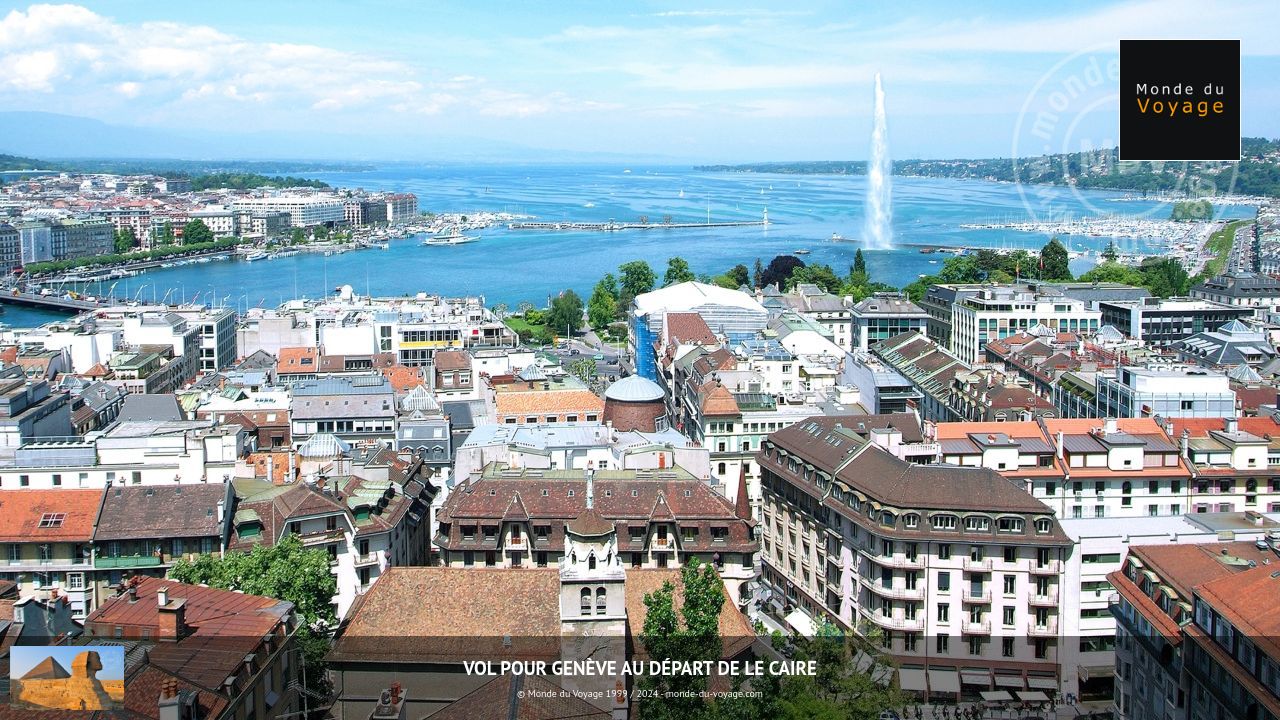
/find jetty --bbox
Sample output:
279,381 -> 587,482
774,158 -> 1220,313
508,211 -> 770,233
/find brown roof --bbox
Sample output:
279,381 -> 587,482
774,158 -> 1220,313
276,346 -> 317,374
380,364 -> 425,393
665,312 -> 718,346
495,390 -> 604,418
1195,564 -> 1280,660
430,674 -> 609,720
698,382 -> 739,416
93,484 -> 226,542
0,489 -> 102,542
625,569 -> 755,660
434,350 -> 473,371
566,507 -> 614,536
123,664 -> 230,720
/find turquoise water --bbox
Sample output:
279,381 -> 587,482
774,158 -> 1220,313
6,165 -> 1254,327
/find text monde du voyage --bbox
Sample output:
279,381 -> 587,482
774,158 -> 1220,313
1134,82 -> 1228,118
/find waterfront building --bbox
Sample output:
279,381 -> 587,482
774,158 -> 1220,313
15,216 -> 113,264
1108,540 -> 1280,720
384,193 -> 418,223
0,222 -> 21,272
950,285 -> 1101,364
758,415 -> 1073,698
1098,297 -> 1253,346
1191,270 -> 1280,318
230,195 -> 344,227
1174,319 -> 1278,372
83,576 -> 301,720
242,209 -> 291,239
432,463 -> 758,605
850,293 -> 929,352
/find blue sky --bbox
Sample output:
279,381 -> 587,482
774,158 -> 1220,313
0,1 -> 1277,161
10,645 -> 124,682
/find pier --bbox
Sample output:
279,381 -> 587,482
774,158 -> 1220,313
508,213 -> 769,233
0,289 -> 105,313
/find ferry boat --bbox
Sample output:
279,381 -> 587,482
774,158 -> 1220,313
794,249 -> 811,255
424,230 -> 479,246
243,250 -> 268,262
831,232 -> 846,241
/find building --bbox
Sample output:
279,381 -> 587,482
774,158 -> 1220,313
0,365 -> 74,463
433,463 -> 758,605
950,285 -> 1101,364
774,284 -> 855,351
839,351 -> 924,415
1174,319 -> 1278,371
187,207 -> 240,238
230,195 -> 345,227
15,217 -> 113,264
94,206 -> 154,246
0,222 -> 20,272
1108,541 -> 1280,720
871,331 -> 970,422
82,576 -> 300,720
630,282 -> 768,381
488,369 -> 604,426
384,193 -> 418,223
1169,416 -> 1280,514
1098,297 -> 1252,346
1093,365 -> 1238,419
431,349 -> 474,398
758,416 -> 1074,698
602,375 -> 667,432
0,488 -> 100,617
1191,270 -> 1280,317
242,210 -> 291,239
290,376 -> 397,446
850,293 -> 929,352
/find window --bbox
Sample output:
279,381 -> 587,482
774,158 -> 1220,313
485,551 -> 496,567
937,571 -> 950,592
1002,575 -> 1016,595
937,603 -> 950,622
19,475 -> 29,487
51,474 -> 61,487
37,513 -> 65,529
536,552 -> 547,567
996,517 -> 1024,533
1003,607 -> 1015,626
1003,546 -> 1017,563
1002,637 -> 1015,657
596,588 -> 607,615
938,544 -> 951,560
580,588 -> 592,616
936,635 -> 949,655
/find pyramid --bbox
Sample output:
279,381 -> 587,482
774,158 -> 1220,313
21,656 -> 70,680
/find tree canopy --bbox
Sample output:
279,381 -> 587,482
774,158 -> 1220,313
758,255 -> 806,290
1039,238 -> 1072,281
182,218 -> 214,246
546,289 -> 585,336
588,274 -> 620,329
619,260 -> 657,299
664,256 -> 696,286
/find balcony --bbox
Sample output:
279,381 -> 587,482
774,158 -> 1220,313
963,588 -> 992,603
506,536 -> 526,550
95,555 -> 164,569
963,557 -> 993,571
1028,618 -> 1059,636
868,613 -> 924,631
1029,593 -> 1059,607
353,552 -> 381,567
6,558 -> 94,570
1029,560 -> 1062,575
299,529 -> 345,547
864,579 -> 925,601
861,548 -> 924,569
962,619 -> 992,634
651,537 -> 675,552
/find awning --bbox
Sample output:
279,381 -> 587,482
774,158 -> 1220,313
898,667 -> 928,692
1026,677 -> 1059,690
1078,664 -> 1115,681
785,609 -> 816,638
1017,690 -> 1050,702
994,674 -> 1023,688
980,690 -> 1013,702
960,669 -> 990,685
928,668 -> 961,694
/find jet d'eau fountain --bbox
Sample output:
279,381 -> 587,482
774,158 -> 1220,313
863,73 -> 893,250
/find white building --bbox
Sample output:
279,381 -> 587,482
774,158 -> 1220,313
231,195 -> 345,227
1094,365 -> 1237,419
951,286 -> 1101,364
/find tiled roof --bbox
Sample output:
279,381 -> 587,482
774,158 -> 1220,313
276,346 -> 317,374
94,484 -> 226,542
380,365 -> 425,393
698,382 -> 739,416
433,349 -> 472,371
495,390 -> 604,417
665,312 -> 718,346
0,489 -> 101,542
1195,564 -> 1280,660
625,569 -> 756,660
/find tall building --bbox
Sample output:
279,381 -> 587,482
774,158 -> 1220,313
384,193 -> 418,223
950,285 -> 1101,364
850,293 -> 929,352
1093,365 -> 1238,419
759,416 -> 1073,699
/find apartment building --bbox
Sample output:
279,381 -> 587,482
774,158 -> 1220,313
230,195 -> 345,227
1099,297 -> 1252,346
433,464 -> 759,605
1191,270 -> 1280,317
0,489 -> 100,617
290,376 -> 397,446
1109,541 -> 1280,720
872,331 -> 970,422
1092,366 -> 1238,419
950,285 -> 1101,364
384,193 -> 419,223
1169,416 -> 1280,514
0,222 -> 21,272
759,416 -> 1073,698
850,293 -> 929,352
773,283 -> 855,351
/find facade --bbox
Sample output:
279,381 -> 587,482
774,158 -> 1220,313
775,284 -> 855,351
871,331 -> 970,422
1094,366 -> 1238,419
0,222 -> 20,272
15,217 -> 113,264
1170,416 -> 1280,515
230,195 -> 345,227
0,488 -> 100,617
433,464 -> 759,605
384,193 -> 419,223
187,207 -> 240,237
290,376 -> 397,445
1098,297 -> 1252,346
839,351 -> 923,414
1191,270 -> 1280,317
851,293 -> 929,352
0,365 -> 74,463
759,416 -> 1075,698
951,285 -> 1101,364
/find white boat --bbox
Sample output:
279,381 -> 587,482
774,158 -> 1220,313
794,249 -> 811,255
831,232 -> 846,241
244,251 -> 268,262
424,230 -> 479,246
583,202 -> 596,208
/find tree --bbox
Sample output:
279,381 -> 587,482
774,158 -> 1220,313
516,301 -> 535,316
619,260 -> 656,298
169,534 -> 337,702
113,228 -> 136,254
764,623 -> 908,720
637,559 -> 725,720
313,225 -> 330,241
588,276 -> 619,329
726,264 -> 750,288
567,357 -> 597,385
290,227 -> 306,245
158,222 -> 176,246
789,263 -> 842,293
546,289 -> 585,336
1039,238 -> 1072,281
182,219 -> 214,246
492,302 -> 509,319
1140,257 -> 1191,297
752,258 -> 764,288
1078,261 -> 1143,285
1102,240 -> 1119,262
758,255 -> 806,290
664,257 -> 696,286
853,249 -> 867,276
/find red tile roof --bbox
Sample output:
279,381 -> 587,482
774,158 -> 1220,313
1169,416 -> 1280,438
0,489 -> 101,542
276,347 -> 317,374
433,350 -> 472,371
380,365 -> 424,394
665,312 -> 718,346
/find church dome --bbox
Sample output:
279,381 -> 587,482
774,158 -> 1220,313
604,375 -> 664,403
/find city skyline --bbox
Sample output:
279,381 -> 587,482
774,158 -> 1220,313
1,1 -> 1278,162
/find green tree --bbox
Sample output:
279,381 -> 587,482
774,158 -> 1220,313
663,256 -> 696,286
1140,257 -> 1191,297
725,264 -> 750,288
765,623 -> 908,720
169,534 -> 337,702
637,558 -> 724,720
619,260 -> 657,298
759,255 -> 806,289
789,263 -> 842,293
290,227 -> 306,245
546,289 -> 585,336
853,249 -> 867,276
158,222 -> 176,246
752,258 -> 764,288
588,275 -> 619,329
313,225 -> 330,241
1102,240 -> 1119,262
182,219 -> 214,246
113,228 -> 137,254
567,357 -> 597,385
1039,238 -> 1072,280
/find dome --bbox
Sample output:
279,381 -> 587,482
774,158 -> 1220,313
604,375 -> 664,403
298,433 -> 351,459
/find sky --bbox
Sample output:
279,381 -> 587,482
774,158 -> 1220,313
0,1 -> 1278,162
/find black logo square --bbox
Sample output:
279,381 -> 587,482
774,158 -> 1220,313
1119,39 -> 1240,161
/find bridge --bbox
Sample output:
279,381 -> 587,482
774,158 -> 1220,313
0,289 -> 104,313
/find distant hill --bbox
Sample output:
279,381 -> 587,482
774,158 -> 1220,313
0,152 -> 48,171
697,138 -> 1280,197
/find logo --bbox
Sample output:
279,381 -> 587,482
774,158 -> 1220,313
1120,40 -> 1240,161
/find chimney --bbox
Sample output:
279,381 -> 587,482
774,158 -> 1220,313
1180,429 -> 1190,459
157,592 -> 187,642
1225,417 -> 1239,434
585,462 -> 595,509
157,679 -> 191,720
157,586 -> 168,607
216,498 -> 225,524
128,585 -> 138,603
1103,417 -> 1118,435
1055,430 -> 1064,460
369,683 -> 408,720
